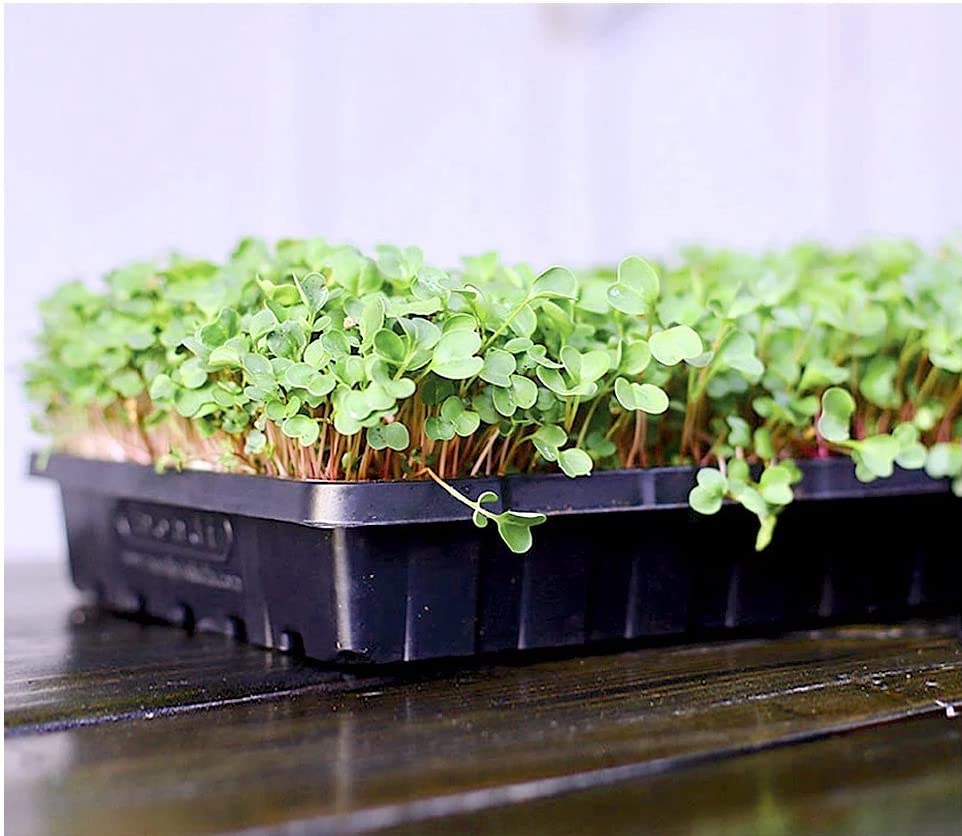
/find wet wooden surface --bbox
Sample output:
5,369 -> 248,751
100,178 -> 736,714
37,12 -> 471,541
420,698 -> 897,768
390,713 -> 962,836
6,562 -> 962,835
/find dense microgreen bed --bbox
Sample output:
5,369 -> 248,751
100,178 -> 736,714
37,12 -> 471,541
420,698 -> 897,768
27,238 -> 962,552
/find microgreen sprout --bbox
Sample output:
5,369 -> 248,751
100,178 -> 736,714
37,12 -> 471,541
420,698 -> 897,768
422,467 -> 546,554
26,237 -> 962,552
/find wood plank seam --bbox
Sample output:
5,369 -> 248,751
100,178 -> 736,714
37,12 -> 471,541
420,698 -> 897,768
233,705 -> 961,836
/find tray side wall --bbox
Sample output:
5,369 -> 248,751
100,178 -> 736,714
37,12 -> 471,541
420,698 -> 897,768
55,482 -> 961,664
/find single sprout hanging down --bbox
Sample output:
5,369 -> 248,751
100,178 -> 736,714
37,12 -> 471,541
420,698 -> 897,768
422,468 -> 546,554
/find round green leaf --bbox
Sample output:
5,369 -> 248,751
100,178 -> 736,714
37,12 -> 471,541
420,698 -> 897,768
798,358 -> 848,392
174,386 -> 214,419
859,356 -> 898,408
689,485 -> 723,515
300,340 -> 328,370
607,284 -> 647,316
432,356 -> 484,380
282,363 -> 316,389
440,395 -> 466,421
649,326 -> 703,366
607,256 -> 660,316
248,309 -> 278,342
367,421 -> 410,451
853,434 -> 900,478
510,374 -> 538,409
504,337 -> 533,354
896,443 -> 927,470
621,340 -> 651,375
374,329 -> 407,364
689,467 -> 726,515
558,448 -> 593,478
208,345 -> 241,369
495,511 -> 546,554
696,467 -> 726,491
614,378 -> 669,414
817,387 -> 855,442
293,272 -> 329,314
753,427 -> 774,459
281,414 -> 319,446
359,296 -> 386,346
425,416 -> 455,441
717,330 -> 764,378
735,485 -> 768,518
149,373 -> 175,401
492,385 -> 517,417
925,443 -> 962,479
480,349 -> 517,387
579,350 -> 610,383
759,467 -> 793,505
496,520 -> 534,554
307,372 -> 336,397
245,429 -> 267,455
617,256 -> 659,301
266,320 -> 308,361
431,329 -> 483,379
455,411 -> 481,437
531,266 -> 578,299
243,353 -> 274,377
180,358 -> 208,389
726,416 -> 752,448
532,425 -> 566,460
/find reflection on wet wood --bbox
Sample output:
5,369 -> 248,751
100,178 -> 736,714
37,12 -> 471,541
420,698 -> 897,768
389,713 -> 962,836
5,563 -> 962,835
5,565 -> 372,732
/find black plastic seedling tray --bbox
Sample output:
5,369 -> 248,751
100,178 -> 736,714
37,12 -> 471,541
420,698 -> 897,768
33,453 -> 959,664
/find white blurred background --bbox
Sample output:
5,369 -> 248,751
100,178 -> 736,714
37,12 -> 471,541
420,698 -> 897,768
5,4 -> 962,561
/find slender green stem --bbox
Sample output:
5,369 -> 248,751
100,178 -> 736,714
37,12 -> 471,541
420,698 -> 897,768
480,295 -> 533,352
575,394 -> 604,448
423,466 -> 499,521
916,365 -> 942,405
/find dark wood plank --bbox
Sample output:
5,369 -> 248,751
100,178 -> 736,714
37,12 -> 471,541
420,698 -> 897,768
385,713 -> 962,836
6,563 -> 962,835
5,564 -> 385,733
